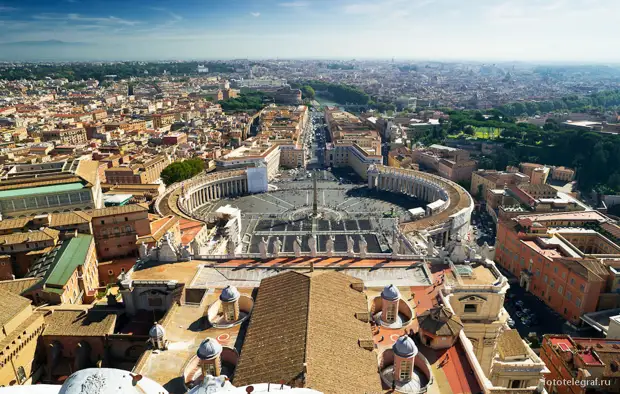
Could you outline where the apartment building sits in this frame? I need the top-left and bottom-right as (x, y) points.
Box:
(471, 169), (530, 199)
(152, 113), (176, 129)
(41, 127), (88, 145)
(411, 144), (477, 182)
(104, 154), (170, 185)
(25, 234), (99, 305)
(496, 211), (620, 324)
(90, 204), (151, 260)
(541, 335), (620, 393)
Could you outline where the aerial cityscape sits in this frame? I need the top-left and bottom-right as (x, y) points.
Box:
(2, 1), (620, 394)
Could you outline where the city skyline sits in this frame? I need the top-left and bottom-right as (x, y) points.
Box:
(0, 0), (619, 62)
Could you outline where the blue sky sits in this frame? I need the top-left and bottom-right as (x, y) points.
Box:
(0, 0), (618, 62)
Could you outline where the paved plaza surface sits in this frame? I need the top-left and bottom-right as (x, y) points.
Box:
(194, 176), (426, 254)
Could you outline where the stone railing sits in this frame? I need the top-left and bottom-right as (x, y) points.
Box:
(194, 252), (434, 261)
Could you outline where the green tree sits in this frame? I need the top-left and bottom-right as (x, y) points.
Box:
(301, 85), (315, 99)
(161, 159), (205, 186)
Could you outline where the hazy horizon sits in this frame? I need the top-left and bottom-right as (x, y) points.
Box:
(0, 0), (619, 63)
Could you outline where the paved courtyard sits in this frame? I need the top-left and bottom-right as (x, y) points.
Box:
(194, 178), (425, 254)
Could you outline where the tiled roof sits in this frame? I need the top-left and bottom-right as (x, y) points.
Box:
(49, 211), (92, 226)
(0, 290), (32, 327)
(43, 310), (116, 337)
(0, 228), (59, 246)
(233, 271), (382, 393)
(497, 329), (528, 359)
(90, 203), (149, 218)
(0, 217), (30, 231)
(233, 271), (310, 387)
(0, 278), (41, 295)
(418, 306), (464, 337)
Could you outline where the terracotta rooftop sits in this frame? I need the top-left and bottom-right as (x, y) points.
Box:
(90, 202), (149, 217)
(0, 278), (41, 296)
(0, 290), (32, 327)
(42, 309), (116, 337)
(417, 306), (463, 337)
(233, 271), (382, 394)
(0, 228), (59, 246)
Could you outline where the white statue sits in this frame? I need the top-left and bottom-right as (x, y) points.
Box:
(293, 236), (302, 257)
(139, 243), (148, 260)
(272, 237), (282, 257)
(392, 237), (401, 258)
(347, 236), (355, 257)
(359, 237), (368, 258)
(468, 245), (477, 260)
(308, 234), (317, 258)
(259, 237), (268, 259)
(190, 239), (201, 256)
(427, 239), (436, 257)
(326, 236), (335, 257)
(227, 238), (236, 258)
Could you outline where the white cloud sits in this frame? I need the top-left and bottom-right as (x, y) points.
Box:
(33, 13), (141, 26)
(279, 1), (310, 6)
(0, 5), (18, 12)
(250, 12), (261, 17)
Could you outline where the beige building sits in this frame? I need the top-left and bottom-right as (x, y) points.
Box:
(443, 258), (549, 392)
(41, 127), (87, 145)
(470, 169), (530, 199)
(0, 291), (46, 386)
(551, 166), (576, 182)
(104, 154), (171, 185)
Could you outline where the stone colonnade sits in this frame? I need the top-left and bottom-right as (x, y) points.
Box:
(367, 166), (453, 247)
(185, 176), (248, 211)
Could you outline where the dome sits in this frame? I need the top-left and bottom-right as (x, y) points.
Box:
(381, 284), (401, 301)
(149, 322), (165, 339)
(220, 285), (240, 302)
(59, 368), (168, 394)
(393, 335), (418, 358)
(197, 337), (223, 360)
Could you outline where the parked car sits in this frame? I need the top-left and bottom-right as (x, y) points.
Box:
(507, 318), (515, 328)
(515, 300), (525, 308)
(516, 311), (524, 318)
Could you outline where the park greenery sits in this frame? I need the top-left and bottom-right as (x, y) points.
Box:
(498, 90), (620, 116)
(300, 85), (315, 99)
(409, 94), (620, 193)
(218, 92), (269, 113)
(161, 159), (205, 186)
(0, 61), (236, 81)
(292, 80), (370, 105)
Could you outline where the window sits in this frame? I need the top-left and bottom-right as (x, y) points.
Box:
(562, 272), (566, 279)
(396, 360), (412, 381)
(536, 269), (540, 277)
(567, 291), (572, 301)
(544, 275), (548, 283)
(554, 267), (558, 274)
(570, 278), (575, 285)
(558, 286), (563, 295)
(125, 217), (129, 221)
(101, 220), (104, 225)
(576, 298), (582, 308)
(464, 304), (477, 313)
(550, 279), (555, 288)
(510, 380), (523, 389)
(580, 284), (585, 292)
